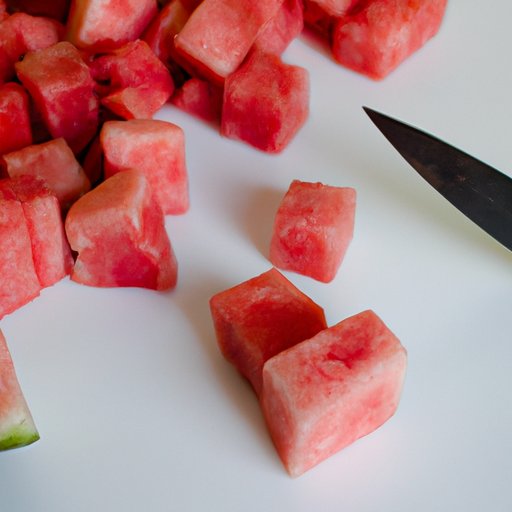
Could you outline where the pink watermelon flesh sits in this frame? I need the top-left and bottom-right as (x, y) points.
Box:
(269, 180), (356, 283)
(9, 175), (74, 288)
(174, 0), (284, 83)
(90, 39), (174, 120)
(332, 0), (448, 80)
(15, 41), (99, 154)
(66, 0), (158, 52)
(0, 329), (39, 451)
(2, 137), (91, 210)
(101, 119), (189, 215)
(0, 82), (32, 156)
(261, 310), (407, 477)
(0, 182), (41, 319)
(65, 170), (178, 290)
(209, 268), (327, 396)
(221, 50), (309, 153)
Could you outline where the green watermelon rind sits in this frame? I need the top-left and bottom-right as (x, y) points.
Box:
(0, 423), (40, 451)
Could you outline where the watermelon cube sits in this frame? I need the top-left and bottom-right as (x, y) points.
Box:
(0, 181), (41, 319)
(221, 50), (309, 153)
(209, 268), (327, 395)
(332, 0), (448, 80)
(0, 330), (39, 451)
(65, 170), (178, 290)
(66, 0), (158, 52)
(15, 41), (100, 154)
(0, 12), (63, 83)
(9, 175), (74, 288)
(171, 77), (223, 125)
(252, 0), (304, 56)
(0, 82), (32, 156)
(101, 119), (189, 215)
(269, 180), (356, 283)
(174, 0), (284, 83)
(260, 310), (407, 477)
(2, 137), (91, 210)
(90, 39), (175, 120)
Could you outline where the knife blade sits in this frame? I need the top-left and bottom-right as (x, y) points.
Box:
(363, 107), (512, 251)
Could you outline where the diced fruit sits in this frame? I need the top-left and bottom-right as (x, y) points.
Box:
(0, 329), (39, 451)
(260, 310), (407, 477)
(209, 268), (327, 395)
(252, 0), (304, 55)
(65, 170), (178, 290)
(90, 39), (174, 120)
(332, 0), (448, 80)
(101, 119), (189, 215)
(174, 0), (284, 83)
(269, 180), (356, 283)
(9, 175), (73, 288)
(4, 0), (71, 22)
(66, 0), (158, 52)
(2, 137), (91, 210)
(221, 50), (309, 153)
(0, 181), (41, 319)
(0, 82), (32, 156)
(15, 41), (99, 153)
(171, 77), (223, 125)
(142, 0), (201, 82)
(0, 12), (63, 83)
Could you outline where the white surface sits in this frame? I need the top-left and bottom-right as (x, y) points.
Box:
(2, 2), (512, 511)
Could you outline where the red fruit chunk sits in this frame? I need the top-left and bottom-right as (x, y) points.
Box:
(2, 137), (91, 210)
(253, 0), (304, 55)
(269, 180), (356, 283)
(15, 41), (99, 154)
(9, 176), (73, 288)
(174, 0), (284, 83)
(0, 12), (62, 83)
(65, 170), (178, 290)
(143, 0), (201, 79)
(171, 77), (223, 125)
(332, 0), (448, 80)
(5, 0), (71, 22)
(0, 329), (40, 450)
(0, 83), (32, 156)
(0, 181), (40, 319)
(66, 0), (158, 52)
(101, 119), (189, 215)
(261, 310), (407, 477)
(0, 1), (8, 22)
(221, 51), (309, 153)
(90, 39), (174, 120)
(209, 268), (327, 395)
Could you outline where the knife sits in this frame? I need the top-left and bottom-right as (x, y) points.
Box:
(363, 107), (512, 252)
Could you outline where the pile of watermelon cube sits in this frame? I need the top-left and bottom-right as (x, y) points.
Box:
(0, 0), (445, 469)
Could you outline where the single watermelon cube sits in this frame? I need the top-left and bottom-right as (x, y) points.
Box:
(101, 119), (189, 215)
(174, 0), (284, 83)
(66, 0), (158, 52)
(0, 180), (41, 319)
(0, 82), (32, 156)
(0, 329), (39, 451)
(90, 39), (174, 120)
(0, 12), (63, 84)
(9, 175), (74, 288)
(269, 180), (356, 283)
(221, 50), (309, 153)
(332, 0), (448, 80)
(261, 310), (407, 477)
(2, 137), (91, 210)
(252, 0), (304, 56)
(15, 41), (100, 154)
(171, 77), (223, 125)
(65, 170), (178, 290)
(209, 268), (327, 395)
